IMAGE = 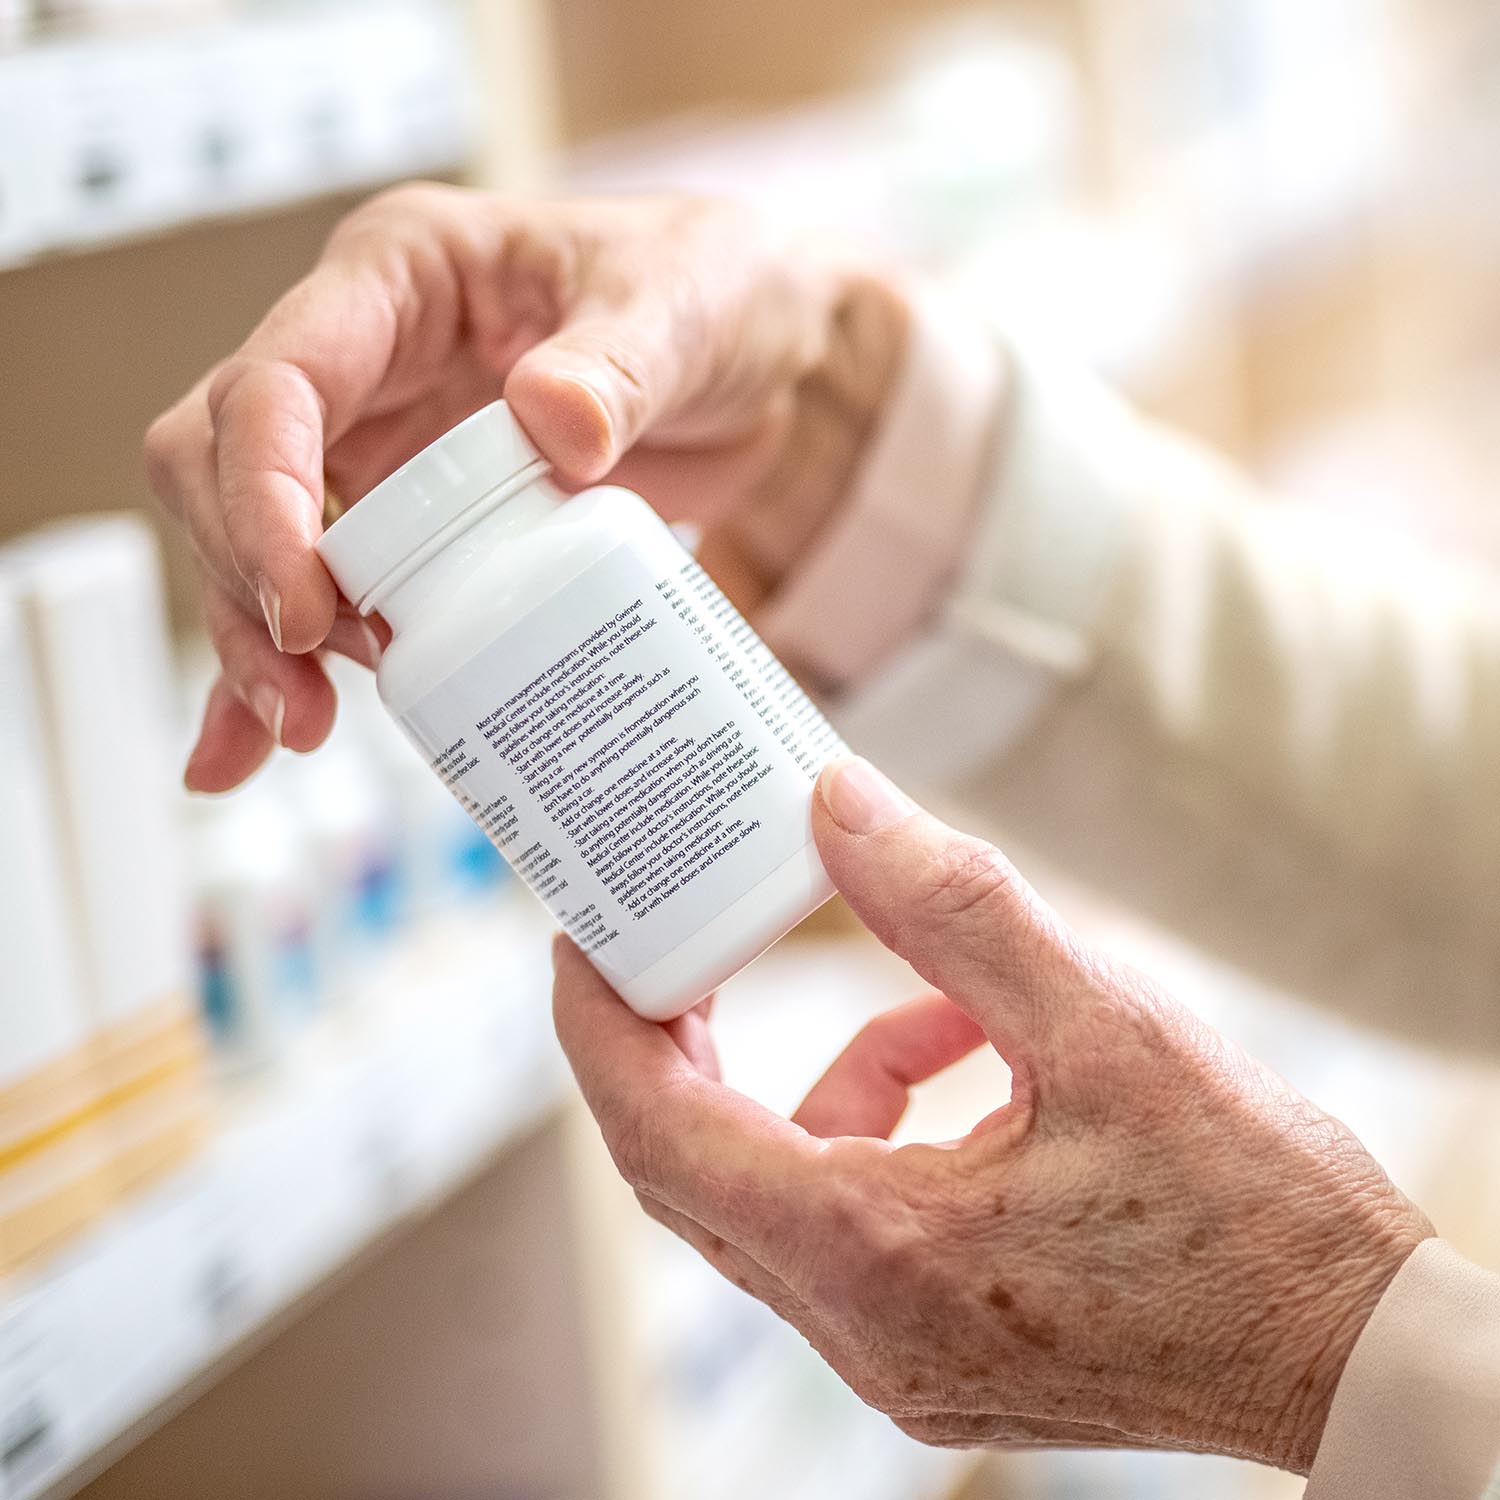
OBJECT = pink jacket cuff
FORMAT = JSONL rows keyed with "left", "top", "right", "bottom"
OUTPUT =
{"left": 756, "top": 287, "right": 1004, "bottom": 689}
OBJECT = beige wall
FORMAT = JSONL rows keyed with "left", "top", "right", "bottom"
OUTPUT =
{"left": 0, "top": 198, "right": 361, "bottom": 626}
{"left": 547, "top": 0, "right": 1079, "bottom": 141}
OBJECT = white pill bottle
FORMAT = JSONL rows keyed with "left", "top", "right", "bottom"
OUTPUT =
{"left": 318, "top": 401, "right": 843, "bottom": 1020}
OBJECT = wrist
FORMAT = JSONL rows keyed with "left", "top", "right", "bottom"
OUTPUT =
{"left": 1280, "top": 1235, "right": 1430, "bottom": 1472}
{"left": 709, "top": 266, "right": 912, "bottom": 613}
{"left": 812, "top": 265, "right": 915, "bottom": 494}
{"left": 792, "top": 263, "right": 915, "bottom": 547}
{"left": 1237, "top": 1212, "right": 1432, "bottom": 1473}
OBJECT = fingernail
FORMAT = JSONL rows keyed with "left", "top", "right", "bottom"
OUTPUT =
{"left": 822, "top": 756, "right": 917, "bottom": 834}
{"left": 257, "top": 576, "right": 283, "bottom": 652}
{"left": 248, "top": 683, "right": 286, "bottom": 745}
{"left": 545, "top": 373, "right": 615, "bottom": 469}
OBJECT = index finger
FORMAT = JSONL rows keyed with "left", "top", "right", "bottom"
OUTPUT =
{"left": 206, "top": 253, "right": 409, "bottom": 654}
{"left": 551, "top": 937, "right": 828, "bottom": 1268}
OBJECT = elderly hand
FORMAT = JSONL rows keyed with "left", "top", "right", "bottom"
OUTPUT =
{"left": 552, "top": 757, "right": 1433, "bottom": 1472}
{"left": 145, "top": 187, "right": 908, "bottom": 791}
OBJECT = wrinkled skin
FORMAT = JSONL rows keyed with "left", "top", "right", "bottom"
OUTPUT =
{"left": 553, "top": 759, "right": 1433, "bottom": 1473}
{"left": 143, "top": 185, "right": 907, "bottom": 790}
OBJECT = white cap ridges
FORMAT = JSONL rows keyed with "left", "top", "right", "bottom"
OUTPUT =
{"left": 317, "top": 400, "right": 548, "bottom": 613}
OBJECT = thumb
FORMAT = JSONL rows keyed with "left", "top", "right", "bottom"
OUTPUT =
{"left": 504, "top": 307, "right": 689, "bottom": 485}
{"left": 812, "top": 756, "right": 1080, "bottom": 1060}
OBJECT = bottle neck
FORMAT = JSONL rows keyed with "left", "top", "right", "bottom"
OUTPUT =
{"left": 371, "top": 478, "right": 560, "bottom": 633}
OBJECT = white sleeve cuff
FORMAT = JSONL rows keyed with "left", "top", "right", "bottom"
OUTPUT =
{"left": 830, "top": 336, "right": 1149, "bottom": 788}
{"left": 964, "top": 334, "right": 1147, "bottom": 642}
{"left": 1306, "top": 1239, "right": 1500, "bottom": 1500}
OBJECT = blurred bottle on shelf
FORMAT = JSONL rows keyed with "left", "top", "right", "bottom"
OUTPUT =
{"left": 188, "top": 778, "right": 324, "bottom": 1069}
{"left": 279, "top": 728, "right": 401, "bottom": 1001}
{"left": 323, "top": 653, "right": 510, "bottom": 917}
{"left": 179, "top": 650, "right": 512, "bottom": 1072}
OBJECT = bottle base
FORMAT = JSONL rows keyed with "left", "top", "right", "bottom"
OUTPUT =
{"left": 602, "top": 841, "right": 836, "bottom": 1021}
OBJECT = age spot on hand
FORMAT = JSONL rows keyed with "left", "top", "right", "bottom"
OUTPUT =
{"left": 987, "top": 1283, "right": 1058, "bottom": 1350}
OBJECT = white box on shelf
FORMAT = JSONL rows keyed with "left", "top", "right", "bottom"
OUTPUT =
{"left": 0, "top": 1292, "right": 76, "bottom": 1499}
{"left": 0, "top": 581, "right": 110, "bottom": 1279}
{"left": 3, "top": 519, "right": 192, "bottom": 1034}
{"left": 0, "top": 1, "right": 480, "bottom": 272}
{"left": 0, "top": 0, "right": 28, "bottom": 53}
{"left": 3, "top": 517, "right": 208, "bottom": 1207}
{"left": 353, "top": 0, "right": 477, "bottom": 179}
{"left": 0, "top": 904, "right": 563, "bottom": 1500}
{"left": 29, "top": 38, "right": 178, "bottom": 249}
{"left": 0, "top": 50, "right": 50, "bottom": 262}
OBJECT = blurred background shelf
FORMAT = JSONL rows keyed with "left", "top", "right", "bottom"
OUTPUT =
{"left": 0, "top": 1, "right": 479, "bottom": 271}
{"left": 0, "top": 900, "right": 564, "bottom": 1500}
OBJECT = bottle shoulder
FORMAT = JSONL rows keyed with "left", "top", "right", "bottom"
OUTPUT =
{"left": 375, "top": 483, "right": 672, "bottom": 717}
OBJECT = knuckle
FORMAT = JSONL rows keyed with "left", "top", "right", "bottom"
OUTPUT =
{"left": 141, "top": 416, "right": 175, "bottom": 500}
{"left": 916, "top": 836, "right": 1026, "bottom": 931}
{"left": 207, "top": 351, "right": 303, "bottom": 414}
{"left": 204, "top": 608, "right": 255, "bottom": 672}
{"left": 814, "top": 1160, "right": 882, "bottom": 1239}
{"left": 846, "top": 1012, "right": 893, "bottom": 1063}
{"left": 604, "top": 1108, "right": 651, "bottom": 1189}
{"left": 205, "top": 354, "right": 254, "bottom": 420}
{"left": 811, "top": 1159, "right": 930, "bottom": 1296}
{"left": 336, "top": 180, "right": 457, "bottom": 239}
{"left": 1073, "top": 959, "right": 1179, "bottom": 1061}
{"left": 599, "top": 1080, "right": 679, "bottom": 1194}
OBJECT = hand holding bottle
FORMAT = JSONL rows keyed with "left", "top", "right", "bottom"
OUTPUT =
{"left": 552, "top": 757, "right": 1432, "bottom": 1470}
{"left": 144, "top": 187, "right": 908, "bottom": 792}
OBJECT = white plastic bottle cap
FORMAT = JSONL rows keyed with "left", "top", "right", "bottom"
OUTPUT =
{"left": 317, "top": 400, "right": 550, "bottom": 614}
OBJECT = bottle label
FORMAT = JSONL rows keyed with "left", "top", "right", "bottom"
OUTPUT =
{"left": 399, "top": 544, "right": 845, "bottom": 987}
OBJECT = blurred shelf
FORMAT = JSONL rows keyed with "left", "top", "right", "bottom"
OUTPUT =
{"left": 0, "top": 896, "right": 563, "bottom": 1500}
{"left": 645, "top": 1230, "right": 976, "bottom": 1500}
{"left": 593, "top": 937, "right": 989, "bottom": 1500}
{"left": 0, "top": 0, "right": 477, "bottom": 271}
